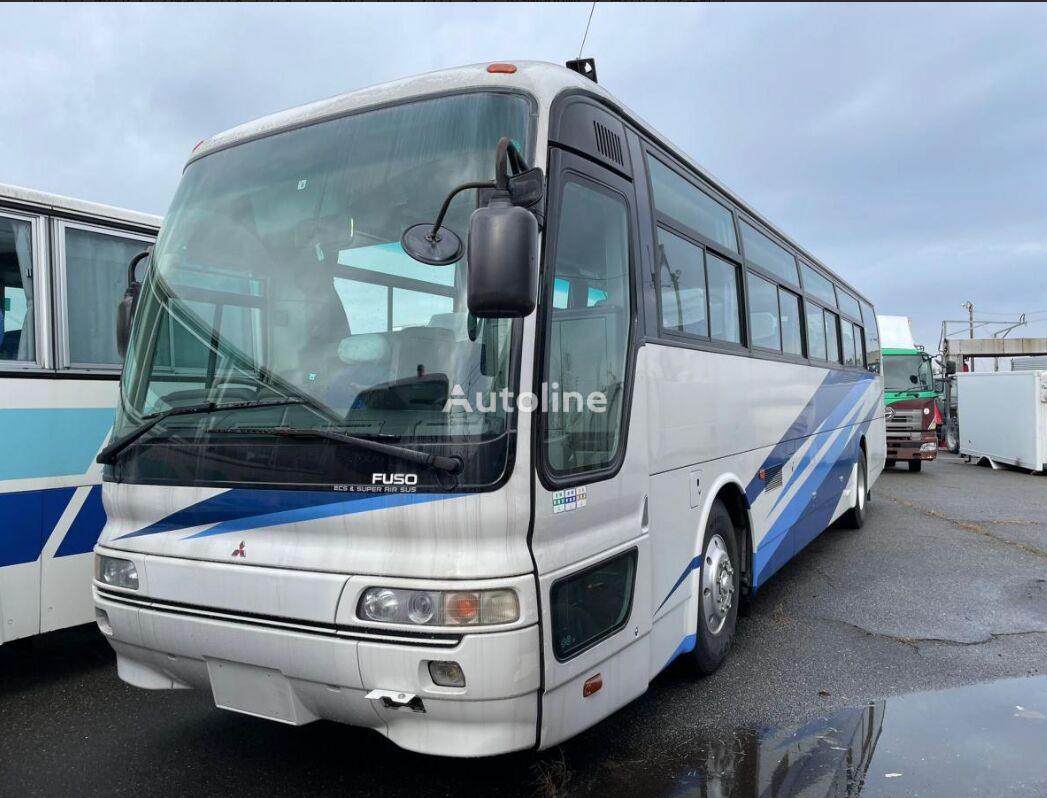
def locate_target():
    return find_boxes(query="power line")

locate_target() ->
[578,2,596,58]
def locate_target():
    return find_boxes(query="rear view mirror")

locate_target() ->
[116,249,151,359]
[945,360,957,375]
[467,195,538,318]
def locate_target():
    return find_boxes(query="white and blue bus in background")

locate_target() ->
[0,184,159,645]
[92,62,884,756]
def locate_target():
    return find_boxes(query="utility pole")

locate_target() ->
[962,301,974,372]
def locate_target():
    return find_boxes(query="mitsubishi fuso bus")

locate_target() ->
[92,61,885,756]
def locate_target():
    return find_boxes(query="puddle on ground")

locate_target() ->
[614,676,1047,797]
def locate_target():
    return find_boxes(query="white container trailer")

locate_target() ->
[958,371,1047,471]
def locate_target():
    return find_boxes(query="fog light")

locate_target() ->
[94,555,139,590]
[428,660,466,687]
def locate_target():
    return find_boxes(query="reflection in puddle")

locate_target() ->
[633,676,1047,797]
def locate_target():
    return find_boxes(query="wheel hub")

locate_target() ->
[701,534,735,635]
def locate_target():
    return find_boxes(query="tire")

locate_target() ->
[690,501,740,675]
[909,460,922,473]
[840,450,868,529]
[946,424,959,454]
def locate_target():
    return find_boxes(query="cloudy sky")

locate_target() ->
[2,2,1045,351]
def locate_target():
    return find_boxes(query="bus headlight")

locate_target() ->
[95,555,139,590]
[358,587,518,626]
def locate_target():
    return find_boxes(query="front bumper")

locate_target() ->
[94,586,540,756]
[887,432,938,462]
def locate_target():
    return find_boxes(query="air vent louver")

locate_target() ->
[593,121,624,166]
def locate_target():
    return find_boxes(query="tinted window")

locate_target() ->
[825,310,840,363]
[840,321,856,366]
[551,549,637,660]
[740,222,798,285]
[747,272,780,351]
[0,215,35,363]
[837,288,861,320]
[806,303,827,360]
[780,289,803,356]
[544,179,632,477]
[706,253,742,344]
[647,156,737,251]
[64,227,151,366]
[853,323,865,366]
[657,228,707,337]
[800,262,836,307]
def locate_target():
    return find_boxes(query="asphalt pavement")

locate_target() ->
[1,452,1044,796]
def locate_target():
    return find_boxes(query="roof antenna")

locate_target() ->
[565,2,598,83]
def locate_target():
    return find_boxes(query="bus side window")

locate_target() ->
[544,179,631,477]
[825,310,841,363]
[0,215,35,363]
[61,225,153,367]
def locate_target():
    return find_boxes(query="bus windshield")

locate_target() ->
[883,353,934,392]
[114,92,533,489]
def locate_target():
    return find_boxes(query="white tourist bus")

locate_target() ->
[0,184,159,645]
[92,62,884,755]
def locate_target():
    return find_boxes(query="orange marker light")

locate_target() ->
[487,63,517,74]
[192,139,206,153]
[583,673,603,697]
[445,592,480,624]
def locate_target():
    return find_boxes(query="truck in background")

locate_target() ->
[877,315,940,471]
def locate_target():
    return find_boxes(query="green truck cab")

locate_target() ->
[881,347,939,471]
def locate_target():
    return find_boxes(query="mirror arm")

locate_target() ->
[430,180,495,239]
[494,137,528,191]
[425,137,531,240]
[127,249,151,287]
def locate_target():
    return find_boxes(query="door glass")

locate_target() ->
[544,179,631,477]
[0,216,35,363]
[64,226,150,366]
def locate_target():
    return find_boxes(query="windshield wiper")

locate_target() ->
[215,426,463,475]
[96,398,306,465]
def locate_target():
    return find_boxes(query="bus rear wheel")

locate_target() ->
[690,500,740,675]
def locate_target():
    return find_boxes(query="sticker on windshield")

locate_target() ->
[552,486,587,514]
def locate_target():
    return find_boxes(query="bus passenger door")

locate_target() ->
[530,146,651,748]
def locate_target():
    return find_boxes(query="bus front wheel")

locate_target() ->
[691,500,740,675]
[840,451,867,530]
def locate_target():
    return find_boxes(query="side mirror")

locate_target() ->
[116,249,151,359]
[945,360,957,375]
[467,195,538,318]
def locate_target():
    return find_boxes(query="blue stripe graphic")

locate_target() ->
[55,485,107,557]
[0,486,104,567]
[182,491,457,538]
[658,370,877,612]
[117,488,459,540]
[0,408,114,480]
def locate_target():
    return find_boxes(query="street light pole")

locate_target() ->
[962,301,974,372]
